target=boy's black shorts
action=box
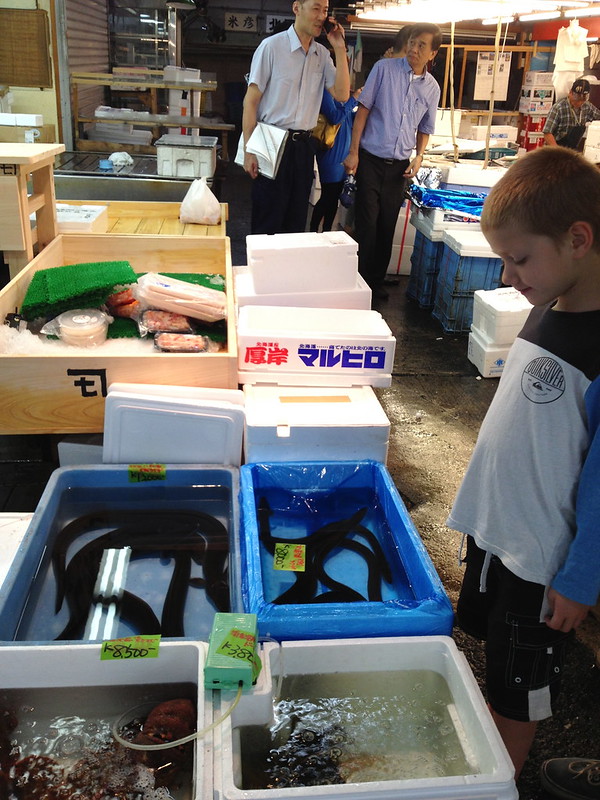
[456,537,573,722]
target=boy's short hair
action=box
[408,23,442,52]
[481,147,600,252]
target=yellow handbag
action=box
[312,113,341,150]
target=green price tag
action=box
[273,542,306,572]
[100,634,161,660]
[128,464,167,482]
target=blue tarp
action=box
[409,184,487,218]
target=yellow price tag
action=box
[128,464,166,482]
[273,542,306,572]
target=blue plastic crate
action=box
[239,461,453,641]
[0,465,241,645]
[432,234,503,333]
[407,232,444,309]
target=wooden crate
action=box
[0,233,237,434]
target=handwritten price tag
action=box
[101,634,161,660]
[217,628,261,681]
[128,464,166,483]
[273,542,305,572]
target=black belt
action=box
[288,129,313,141]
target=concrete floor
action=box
[1,159,599,797]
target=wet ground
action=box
[1,158,599,797]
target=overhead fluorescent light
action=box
[481,16,515,24]
[519,10,561,19]
[564,4,600,15]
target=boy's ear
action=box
[569,221,594,258]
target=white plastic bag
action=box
[179,177,221,225]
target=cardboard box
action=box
[215,637,517,800]
[519,98,553,115]
[0,234,237,434]
[523,71,554,87]
[521,86,554,101]
[56,203,109,233]
[0,123,56,143]
[243,384,390,463]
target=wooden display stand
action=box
[0,143,66,278]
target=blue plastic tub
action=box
[406,231,444,309]
[0,465,240,645]
[239,461,453,641]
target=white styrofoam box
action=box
[585,120,600,149]
[103,383,245,466]
[432,108,471,140]
[164,65,202,82]
[388,243,413,275]
[524,70,554,87]
[442,228,497,258]
[386,200,415,275]
[246,231,358,294]
[56,203,109,233]
[234,265,371,311]
[469,125,518,141]
[14,113,44,126]
[0,642,209,799]
[237,305,395,388]
[0,513,33,590]
[214,636,517,800]
[468,327,511,378]
[57,434,104,466]
[156,133,218,178]
[443,163,507,191]
[411,208,481,238]
[0,112,16,125]
[519,98,553,115]
[472,287,532,345]
[243,384,390,463]
[584,145,600,164]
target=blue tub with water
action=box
[0,465,241,645]
[239,461,453,641]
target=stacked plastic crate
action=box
[468,287,533,377]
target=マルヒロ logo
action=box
[521,357,565,403]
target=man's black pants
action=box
[354,148,409,290]
[251,134,315,235]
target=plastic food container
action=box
[57,309,111,346]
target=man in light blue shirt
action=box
[242,0,350,235]
[344,23,441,299]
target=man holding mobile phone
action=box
[242,1,350,235]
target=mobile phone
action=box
[323,18,335,33]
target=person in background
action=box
[343,23,441,300]
[241,0,350,235]
[543,78,600,150]
[382,25,413,59]
[310,87,361,233]
[446,146,600,781]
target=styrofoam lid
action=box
[246,230,357,253]
[238,305,393,338]
[103,393,244,465]
[444,164,507,188]
[442,229,499,257]
[108,382,244,406]
[411,213,444,241]
[155,133,218,148]
[474,287,533,313]
[243,384,390,426]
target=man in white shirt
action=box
[242,0,350,235]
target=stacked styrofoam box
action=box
[428,107,471,146]
[432,230,503,334]
[237,305,395,387]
[240,231,370,310]
[440,163,507,194]
[56,203,109,233]
[584,120,600,164]
[406,208,480,309]
[469,125,518,141]
[243,385,390,463]
[155,133,218,178]
[468,287,532,377]
[387,199,416,276]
